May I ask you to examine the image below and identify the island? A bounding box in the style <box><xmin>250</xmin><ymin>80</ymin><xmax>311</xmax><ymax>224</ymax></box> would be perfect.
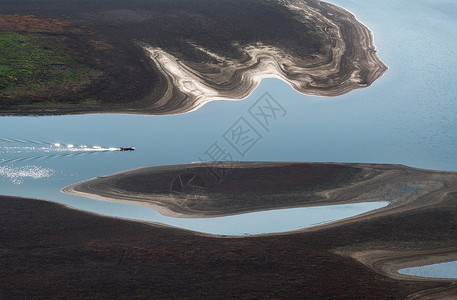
<box><xmin>0</xmin><ymin>0</ymin><xmax>387</xmax><ymax>115</ymax></box>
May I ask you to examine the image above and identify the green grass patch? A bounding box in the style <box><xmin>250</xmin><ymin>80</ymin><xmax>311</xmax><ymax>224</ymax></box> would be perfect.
<box><xmin>0</xmin><ymin>31</ymin><xmax>100</xmax><ymax>101</ymax></box>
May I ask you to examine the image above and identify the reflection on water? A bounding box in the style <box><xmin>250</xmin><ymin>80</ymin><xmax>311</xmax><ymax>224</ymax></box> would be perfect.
<box><xmin>0</xmin><ymin>165</ymin><xmax>54</xmax><ymax>184</ymax></box>
<box><xmin>399</xmin><ymin>261</ymin><xmax>457</xmax><ymax>279</ymax></box>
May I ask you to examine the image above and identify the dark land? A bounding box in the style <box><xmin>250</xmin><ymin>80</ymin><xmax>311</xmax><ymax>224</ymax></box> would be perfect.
<box><xmin>0</xmin><ymin>0</ymin><xmax>387</xmax><ymax>115</ymax></box>
<box><xmin>2</xmin><ymin>187</ymin><xmax>457</xmax><ymax>299</ymax></box>
<box><xmin>57</xmin><ymin>162</ymin><xmax>457</xmax><ymax>298</ymax></box>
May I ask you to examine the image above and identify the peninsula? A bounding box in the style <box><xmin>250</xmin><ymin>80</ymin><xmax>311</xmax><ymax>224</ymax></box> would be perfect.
<box><xmin>0</xmin><ymin>0</ymin><xmax>387</xmax><ymax>115</ymax></box>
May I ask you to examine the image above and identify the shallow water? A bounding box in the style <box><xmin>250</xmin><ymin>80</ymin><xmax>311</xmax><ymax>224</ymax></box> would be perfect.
<box><xmin>399</xmin><ymin>261</ymin><xmax>457</xmax><ymax>279</ymax></box>
<box><xmin>0</xmin><ymin>0</ymin><xmax>456</xmax><ymax>235</ymax></box>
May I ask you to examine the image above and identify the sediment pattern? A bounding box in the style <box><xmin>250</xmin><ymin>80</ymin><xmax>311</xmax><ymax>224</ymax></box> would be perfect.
<box><xmin>140</xmin><ymin>0</ymin><xmax>387</xmax><ymax>114</ymax></box>
<box><xmin>0</xmin><ymin>0</ymin><xmax>387</xmax><ymax>115</ymax></box>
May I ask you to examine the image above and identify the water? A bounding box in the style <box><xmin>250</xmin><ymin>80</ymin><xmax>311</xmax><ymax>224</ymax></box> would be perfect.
<box><xmin>61</xmin><ymin>199</ymin><xmax>388</xmax><ymax>236</ymax></box>
<box><xmin>1</xmin><ymin>0</ymin><xmax>457</xmax><ymax>234</ymax></box>
<box><xmin>399</xmin><ymin>261</ymin><xmax>457</xmax><ymax>279</ymax></box>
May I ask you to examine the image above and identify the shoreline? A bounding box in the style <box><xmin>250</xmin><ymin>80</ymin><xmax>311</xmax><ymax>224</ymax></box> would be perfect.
<box><xmin>60</xmin><ymin>161</ymin><xmax>457</xmax><ymax>294</ymax></box>
<box><xmin>3</xmin><ymin>185</ymin><xmax>457</xmax><ymax>298</ymax></box>
<box><xmin>134</xmin><ymin>0</ymin><xmax>388</xmax><ymax>115</ymax></box>
<box><xmin>0</xmin><ymin>0</ymin><xmax>387</xmax><ymax>116</ymax></box>
<box><xmin>349</xmin><ymin>246</ymin><xmax>457</xmax><ymax>282</ymax></box>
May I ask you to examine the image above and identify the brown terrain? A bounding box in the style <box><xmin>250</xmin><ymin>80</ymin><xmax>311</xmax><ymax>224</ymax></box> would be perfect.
<box><xmin>63</xmin><ymin>162</ymin><xmax>453</xmax><ymax>219</ymax></box>
<box><xmin>0</xmin><ymin>0</ymin><xmax>387</xmax><ymax>115</ymax></box>
<box><xmin>1</xmin><ymin>186</ymin><xmax>457</xmax><ymax>298</ymax></box>
<box><xmin>0</xmin><ymin>14</ymin><xmax>157</xmax><ymax>114</ymax></box>
<box><xmin>3</xmin><ymin>162</ymin><xmax>455</xmax><ymax>298</ymax></box>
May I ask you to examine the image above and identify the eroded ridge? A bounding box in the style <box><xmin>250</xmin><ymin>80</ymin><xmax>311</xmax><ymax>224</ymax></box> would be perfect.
<box><xmin>141</xmin><ymin>0</ymin><xmax>387</xmax><ymax>114</ymax></box>
<box><xmin>0</xmin><ymin>0</ymin><xmax>387</xmax><ymax>115</ymax></box>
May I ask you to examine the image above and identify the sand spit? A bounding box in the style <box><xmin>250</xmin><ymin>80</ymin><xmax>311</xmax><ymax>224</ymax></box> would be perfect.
<box><xmin>4</xmin><ymin>162</ymin><xmax>457</xmax><ymax>298</ymax></box>
<box><xmin>63</xmin><ymin>162</ymin><xmax>454</xmax><ymax>220</ymax></box>
<box><xmin>139</xmin><ymin>0</ymin><xmax>387</xmax><ymax>114</ymax></box>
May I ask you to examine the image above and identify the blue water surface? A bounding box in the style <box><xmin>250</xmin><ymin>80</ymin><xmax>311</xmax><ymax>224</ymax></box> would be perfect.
<box><xmin>399</xmin><ymin>261</ymin><xmax>457</xmax><ymax>279</ymax></box>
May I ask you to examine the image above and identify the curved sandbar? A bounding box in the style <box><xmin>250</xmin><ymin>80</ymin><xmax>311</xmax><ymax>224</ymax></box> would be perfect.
<box><xmin>63</xmin><ymin>162</ymin><xmax>452</xmax><ymax>219</ymax></box>
<box><xmin>61</xmin><ymin>161</ymin><xmax>457</xmax><ymax>298</ymax></box>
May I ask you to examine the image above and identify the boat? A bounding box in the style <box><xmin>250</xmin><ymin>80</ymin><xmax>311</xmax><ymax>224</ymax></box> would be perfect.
<box><xmin>120</xmin><ymin>147</ymin><xmax>135</xmax><ymax>151</ymax></box>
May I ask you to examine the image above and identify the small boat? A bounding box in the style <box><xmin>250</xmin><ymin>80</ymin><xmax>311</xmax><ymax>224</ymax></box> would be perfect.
<box><xmin>120</xmin><ymin>147</ymin><xmax>135</xmax><ymax>151</ymax></box>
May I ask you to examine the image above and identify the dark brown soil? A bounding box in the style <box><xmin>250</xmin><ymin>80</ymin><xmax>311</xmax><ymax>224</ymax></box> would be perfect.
<box><xmin>1</xmin><ymin>195</ymin><xmax>452</xmax><ymax>299</ymax></box>
<box><xmin>112</xmin><ymin>163</ymin><xmax>370</xmax><ymax>213</ymax></box>
<box><xmin>0</xmin><ymin>13</ymin><xmax>157</xmax><ymax>109</ymax></box>
<box><xmin>64</xmin><ymin>162</ymin><xmax>455</xmax><ymax>219</ymax></box>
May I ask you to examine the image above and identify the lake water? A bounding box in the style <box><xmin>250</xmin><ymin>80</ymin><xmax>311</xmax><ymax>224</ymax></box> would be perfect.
<box><xmin>1</xmin><ymin>0</ymin><xmax>456</xmax><ymax>235</ymax></box>
<box><xmin>399</xmin><ymin>261</ymin><xmax>457</xmax><ymax>279</ymax></box>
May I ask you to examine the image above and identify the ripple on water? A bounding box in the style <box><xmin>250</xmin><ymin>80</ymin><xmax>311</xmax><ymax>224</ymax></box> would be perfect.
<box><xmin>0</xmin><ymin>165</ymin><xmax>55</xmax><ymax>185</ymax></box>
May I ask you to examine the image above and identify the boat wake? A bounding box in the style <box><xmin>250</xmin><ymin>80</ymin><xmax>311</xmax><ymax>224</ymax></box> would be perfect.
<box><xmin>0</xmin><ymin>138</ymin><xmax>119</xmax><ymax>164</ymax></box>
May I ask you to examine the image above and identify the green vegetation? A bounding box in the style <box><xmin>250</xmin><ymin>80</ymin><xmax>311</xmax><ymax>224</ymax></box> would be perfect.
<box><xmin>0</xmin><ymin>31</ymin><xmax>99</xmax><ymax>101</ymax></box>
<box><xmin>89</xmin><ymin>39</ymin><xmax>113</xmax><ymax>52</ymax></box>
